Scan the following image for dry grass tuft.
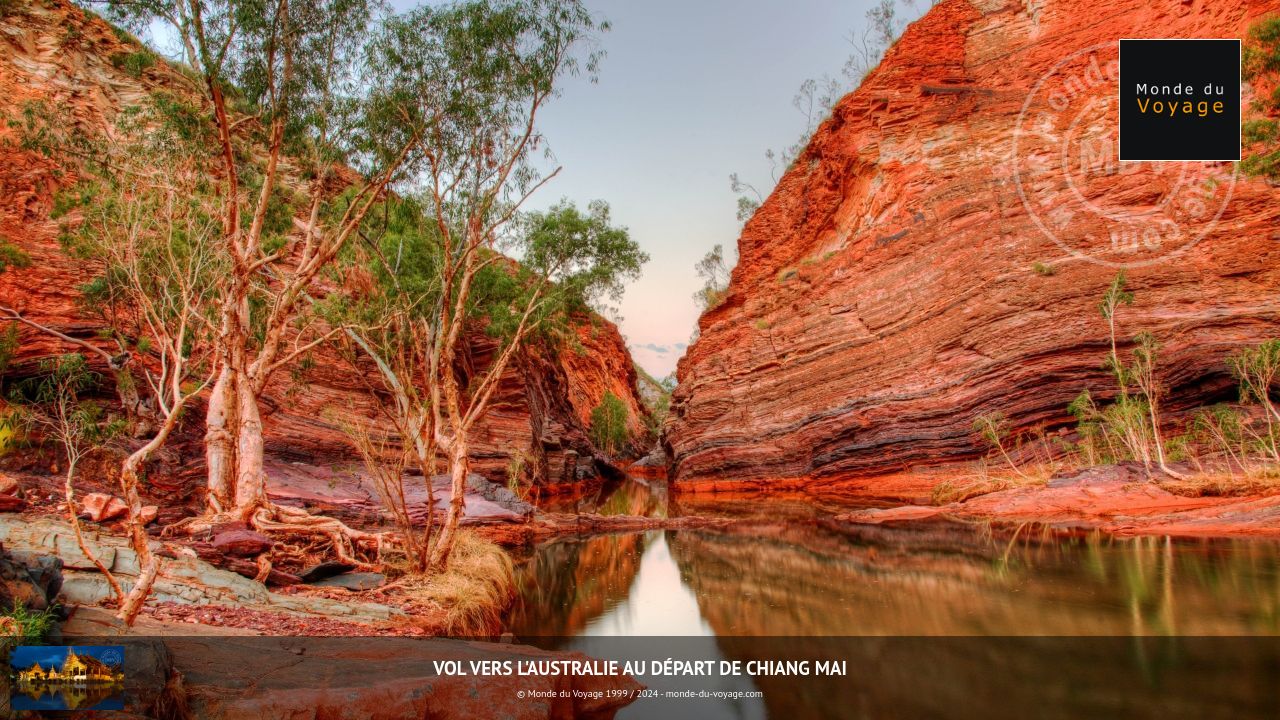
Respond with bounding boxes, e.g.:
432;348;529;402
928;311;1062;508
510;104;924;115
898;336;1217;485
931;462;1057;505
390;531;515;636
1159;465;1280;498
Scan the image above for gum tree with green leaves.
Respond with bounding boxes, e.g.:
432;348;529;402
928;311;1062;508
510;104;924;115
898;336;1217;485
1070;273;1183;479
93;0;445;552
8;100;224;623
590;391;629;456
345;194;645;571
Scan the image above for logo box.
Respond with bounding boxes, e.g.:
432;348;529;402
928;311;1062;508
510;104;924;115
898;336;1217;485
1118;38;1241;161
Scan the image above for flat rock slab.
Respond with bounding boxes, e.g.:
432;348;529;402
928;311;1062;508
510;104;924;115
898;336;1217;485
265;459;533;525
310;572;385;591
0;516;403;624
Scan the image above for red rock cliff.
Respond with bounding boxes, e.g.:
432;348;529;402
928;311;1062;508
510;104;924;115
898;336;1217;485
668;0;1280;487
0;0;648;490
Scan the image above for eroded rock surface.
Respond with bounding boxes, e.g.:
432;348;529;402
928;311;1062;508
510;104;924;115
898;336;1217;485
667;0;1280;486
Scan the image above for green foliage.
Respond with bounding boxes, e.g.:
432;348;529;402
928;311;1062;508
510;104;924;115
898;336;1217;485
590;391;629;456
634;365;673;438
1031;261;1056;277
1098;271;1134;322
1227;339;1280;461
0;323;18;377
0;238;31;273
1191;404;1248;461
1243;16;1280;180
1243;16;1280;79
10;354;97;405
973;412;1011;448
1;601;58;643
519;200;646;322
1228;339;1280;405
109;50;156;78
149;93;217;149
693;244;731;312
8;354;126;451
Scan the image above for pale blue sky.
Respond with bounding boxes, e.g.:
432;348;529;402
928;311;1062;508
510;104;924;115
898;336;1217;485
504;0;890;377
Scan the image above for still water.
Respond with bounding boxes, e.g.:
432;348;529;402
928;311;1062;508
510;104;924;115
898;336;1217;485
511;477;1280;637
507;477;1280;719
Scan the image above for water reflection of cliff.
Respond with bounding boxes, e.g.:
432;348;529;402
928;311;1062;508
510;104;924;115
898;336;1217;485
539;476;667;518
667;526;1280;719
508;532;650;638
666;524;1280;636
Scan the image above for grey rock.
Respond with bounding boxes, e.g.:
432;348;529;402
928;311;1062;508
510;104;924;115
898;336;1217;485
465;473;535;518
299;561;355;583
310;572;386;591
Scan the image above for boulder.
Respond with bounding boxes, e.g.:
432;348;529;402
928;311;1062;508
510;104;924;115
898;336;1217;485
0;474;20;495
136;505;159;525
81;492;128;522
0;494;25;512
0;544;62;612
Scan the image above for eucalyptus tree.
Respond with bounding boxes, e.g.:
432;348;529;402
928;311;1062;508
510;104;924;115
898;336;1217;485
64;111;227;623
335;0;635;569
347;197;645;571
97;0;427;541
94;0;630;572
10;95;227;623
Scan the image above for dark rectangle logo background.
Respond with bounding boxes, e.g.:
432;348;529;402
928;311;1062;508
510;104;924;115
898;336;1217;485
1119;38;1241;161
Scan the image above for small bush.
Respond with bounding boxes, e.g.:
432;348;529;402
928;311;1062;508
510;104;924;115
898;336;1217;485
0;239;31;273
109;50;155;79
590;391;629;455
1031;261;1056;276
0;601;58;642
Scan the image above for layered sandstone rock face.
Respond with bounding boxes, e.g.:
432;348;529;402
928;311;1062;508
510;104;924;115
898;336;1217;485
668;0;1280;486
0;1;647;491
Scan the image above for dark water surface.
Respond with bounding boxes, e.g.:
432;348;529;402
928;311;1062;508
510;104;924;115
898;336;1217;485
506;477;1280;718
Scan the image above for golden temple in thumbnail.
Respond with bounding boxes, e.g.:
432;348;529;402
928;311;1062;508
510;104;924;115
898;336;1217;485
16;649;123;685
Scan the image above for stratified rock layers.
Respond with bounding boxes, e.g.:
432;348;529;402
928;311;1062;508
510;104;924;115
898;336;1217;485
668;0;1280;486
0;1;647;488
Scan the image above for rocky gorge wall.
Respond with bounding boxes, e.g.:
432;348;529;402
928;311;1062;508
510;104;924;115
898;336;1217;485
0;0;648;494
667;0;1280;487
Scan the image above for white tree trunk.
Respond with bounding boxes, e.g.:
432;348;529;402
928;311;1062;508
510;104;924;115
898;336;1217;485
233;376;267;519
430;438;469;571
204;368;236;513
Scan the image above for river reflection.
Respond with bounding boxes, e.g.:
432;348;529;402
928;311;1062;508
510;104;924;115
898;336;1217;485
508;479;1280;718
